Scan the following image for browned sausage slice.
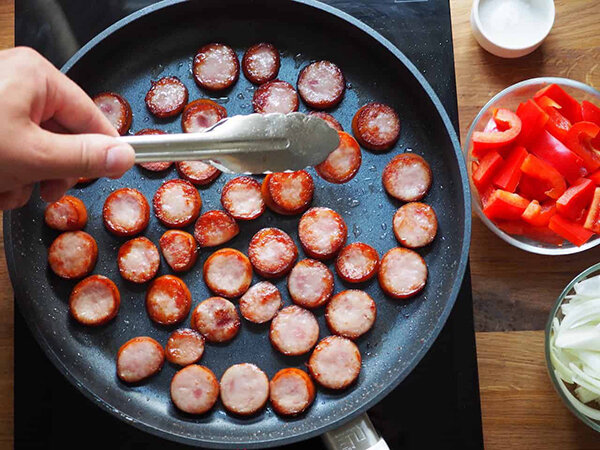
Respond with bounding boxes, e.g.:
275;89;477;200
48;231;97;279
176;161;221;186
393;202;438;248
44;195;87;231
297;60;345;109
181;99;227;134
165;328;205;366
262;170;314;215
248;228;297;278
159;230;198;272
382;153;432;202
335;242;379;283
287;259;334;308
191;297;240;343
239;281;282;324
352;102;401;151
203;249;252;298
146;275;192;325
220;363;269;416
145;76;188;118
135;129;173;172
69;275;120;326
117;237;160;283
170;365;219;414
193;210;239;247
193;43;239;91
93;92;132;135
308;336;361;389
117;336;164;383
308;111;343;131
378;247;428;299
326;290;376;339
252;80;299;114
242;43;280;85
316;131;362;184
269;305;319;356
298;207;347;260
221;176;265;220
103;188;150;236
269;368;315;416
153;179;202;228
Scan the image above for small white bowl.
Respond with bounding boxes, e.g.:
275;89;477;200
471;0;555;58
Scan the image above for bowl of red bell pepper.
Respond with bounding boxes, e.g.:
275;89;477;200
466;77;600;254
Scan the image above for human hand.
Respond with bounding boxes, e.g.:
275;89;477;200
0;47;134;209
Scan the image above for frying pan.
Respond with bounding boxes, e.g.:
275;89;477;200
3;0;471;447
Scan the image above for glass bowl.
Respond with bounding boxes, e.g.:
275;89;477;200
545;262;600;431
464;77;600;255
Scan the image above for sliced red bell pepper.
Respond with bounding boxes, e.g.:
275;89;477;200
479;184;496;209
496;220;564;245
516;100;548;146
520;154;567;200
521;200;556;227
472;108;522;157
534;84;583;124
548;214;594;246
588;170;600;186
556;178;595;221
584;187;600;233
582;100;600;149
492;146;527;192
564;121;600;172
517;173;551;202
472;150;503;190
528;129;588;183
482;189;529;221
535;95;571;142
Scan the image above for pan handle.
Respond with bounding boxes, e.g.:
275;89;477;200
322;413;390;450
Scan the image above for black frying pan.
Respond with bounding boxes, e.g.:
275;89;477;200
3;0;471;447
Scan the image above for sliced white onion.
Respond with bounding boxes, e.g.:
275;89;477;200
575;386;600;404
556;373;600;421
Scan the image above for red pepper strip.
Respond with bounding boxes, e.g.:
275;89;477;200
582;100;600;149
584;187;600;233
549;214;594;246
479;184;496;209
496;220;564;245
492;146;528;192
522;200;556;227
528;129;588;184
520;154;567;200
472;108;522;156
588;170;600;185
473;150;503;190
482;189;530;221
535;95;572;142
564;121;600;172
517;173;551;202
516;100;549;146
534;84;583;123
556;178;595;221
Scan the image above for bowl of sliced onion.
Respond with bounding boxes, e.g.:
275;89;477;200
546;262;600;429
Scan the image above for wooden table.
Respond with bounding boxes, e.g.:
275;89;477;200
0;0;600;448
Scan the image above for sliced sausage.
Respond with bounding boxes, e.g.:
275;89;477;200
176;161;221;186
170;365;219;414
270;368;315;416
117;237;160;283
116;336;164;383
242;43;280;85
203;248;252;298
297;60;345;110
239;281;282;324
298;207;347;260
181;98;227;134
159;230;198;272
48;231;97;279
308;111;343;131
135;129;173;172
316;131;362;184
248;228;297;278
153;179;202;228
221;176;265;220
166;328;205;366
44;195;87;231
325;290;376;339
335;242;379;283
145;76;188;118
262;170;314;215
252;80;299;114
191;297;240;343
193;210;239;247
69;275;120;326
352;102;401;151
193;43;239;91
393;202;438;248
103;188;150;237
146;275;192;325
308;336;361;390
287;259;334;309
269;305;319;356
220;363;269;416
382;153;432;202
93;92;132;135
378;247;428;299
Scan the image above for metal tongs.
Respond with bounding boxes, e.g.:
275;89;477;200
117;112;340;174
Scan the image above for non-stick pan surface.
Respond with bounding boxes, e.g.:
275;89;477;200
4;0;470;447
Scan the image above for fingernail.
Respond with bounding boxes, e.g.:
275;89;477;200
105;144;134;174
